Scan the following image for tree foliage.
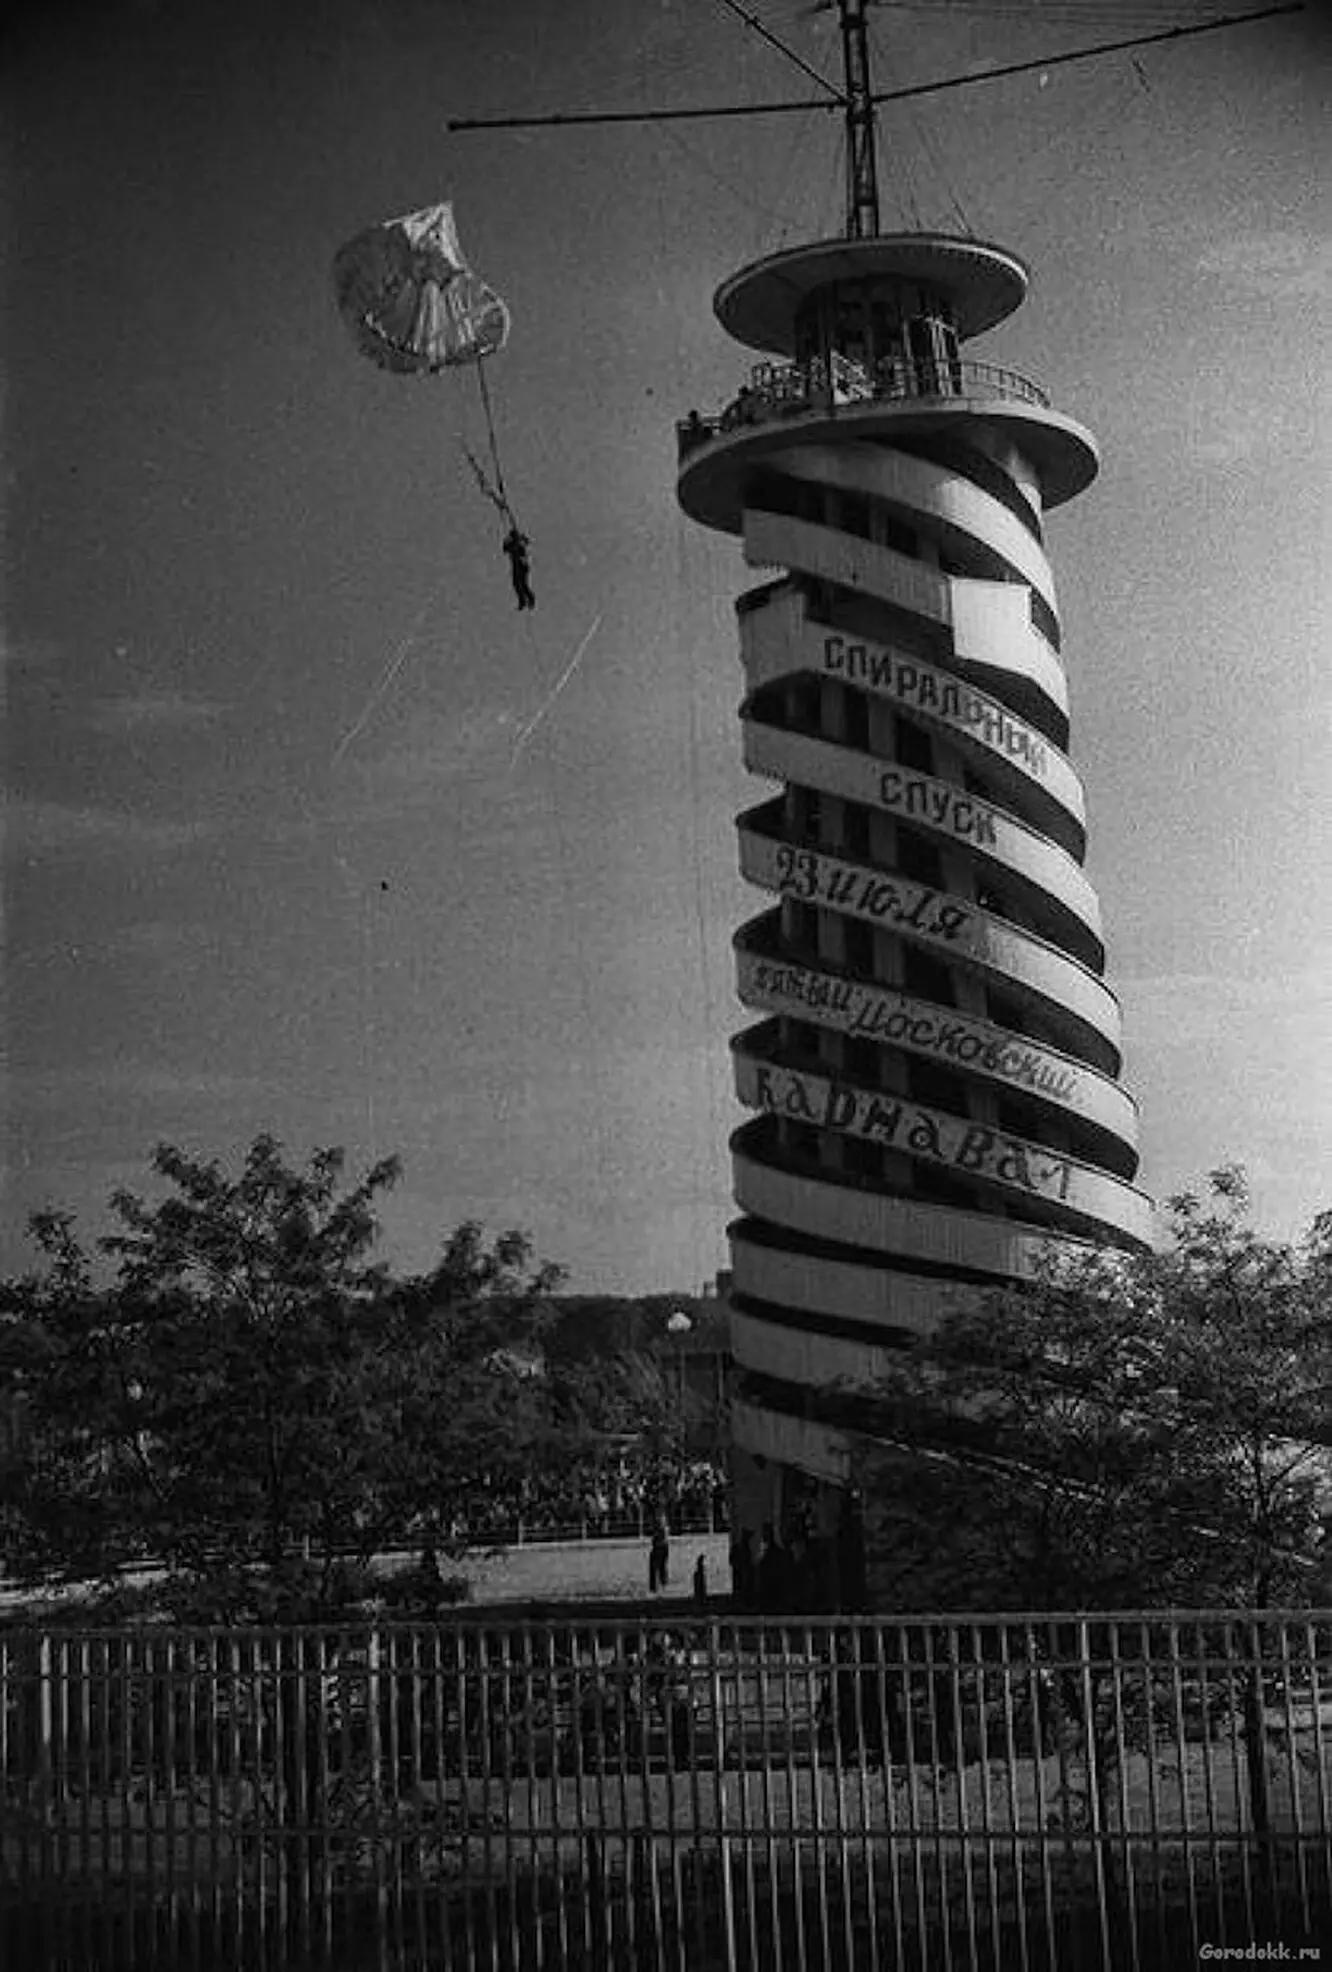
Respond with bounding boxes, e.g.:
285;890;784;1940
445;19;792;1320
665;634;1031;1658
0;1138;569;1620
848;1169;1332;1616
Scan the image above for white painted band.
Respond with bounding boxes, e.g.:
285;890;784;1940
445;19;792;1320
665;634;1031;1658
732;1050;1152;1241
730;1232;980;1337
730;1306;918;1394
733;1147;1087;1279
740;827;1122;1054
731;1396;854;1485
734;945;1138;1144
742;717;1101;950
759;439;1059;617
743;509;1068;727
739;590;1085;843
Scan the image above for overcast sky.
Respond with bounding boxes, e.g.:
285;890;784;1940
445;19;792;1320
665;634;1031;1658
4;0;1328;1292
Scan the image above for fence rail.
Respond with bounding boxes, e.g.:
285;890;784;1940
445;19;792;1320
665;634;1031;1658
3;1610;1330;1969
677;356;1052;459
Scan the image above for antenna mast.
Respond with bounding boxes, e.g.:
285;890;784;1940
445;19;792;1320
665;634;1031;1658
840;0;879;239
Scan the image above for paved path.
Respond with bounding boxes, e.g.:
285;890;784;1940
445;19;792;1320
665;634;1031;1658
455;1531;732;1606
0;1534;734;1616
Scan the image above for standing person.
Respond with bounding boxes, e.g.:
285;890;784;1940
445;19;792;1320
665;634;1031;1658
649;1518;670;1594
758;1523;788;1615
692;1553;708;1608
730;1527;756;1609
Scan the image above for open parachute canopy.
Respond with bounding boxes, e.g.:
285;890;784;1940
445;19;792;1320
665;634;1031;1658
333;202;509;375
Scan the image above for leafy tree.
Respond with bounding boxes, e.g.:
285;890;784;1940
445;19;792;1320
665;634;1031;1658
0;1141;575;1621
541;1294;731;1471
372;1220;567;1576
848;1169;1331;1616
0;1209;140;1585
842;1169;1331;1884
1;1138;403;1615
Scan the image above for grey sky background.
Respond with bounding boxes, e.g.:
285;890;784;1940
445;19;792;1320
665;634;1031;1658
5;0;1328;1289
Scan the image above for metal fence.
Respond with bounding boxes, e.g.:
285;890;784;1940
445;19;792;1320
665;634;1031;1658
3;1611;1329;1970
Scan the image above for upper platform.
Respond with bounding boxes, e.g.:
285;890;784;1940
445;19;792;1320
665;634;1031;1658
715;234;1030;355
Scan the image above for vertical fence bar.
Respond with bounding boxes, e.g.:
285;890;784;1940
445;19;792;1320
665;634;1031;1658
948;1622;979;1971
1106;1620;1141;1972
683;1624;707;1972
119;1630;137;1962
896;1622;927;1960
1304;1618;1331;1920
74;1635;94;1962
37;1631;54;1904
159;1631;178;1965
923;1624;956;1972
1167;1617;1203;1957
875;1621;907;1972
821;1620;849;1971
712;1620;740;1972
566;1624;591;1966
1138;1619;1169;1972
52;1634;69;1904
994;1623;1030;1972
1218;1620;1254;1943
1076;1616;1112;1972
854;1617;875;1969
966;1622;997;1965
181;1632;199;1963
752;1621;781;1972
1024;1618;1056;1967
202;1634;218;1960
1282;1615;1306;1924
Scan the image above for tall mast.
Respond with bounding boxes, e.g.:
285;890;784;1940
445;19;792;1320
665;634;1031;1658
840;0;880;239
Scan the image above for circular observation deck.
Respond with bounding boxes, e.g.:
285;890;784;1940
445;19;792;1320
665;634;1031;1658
714;234;1031;355
677;367;1100;525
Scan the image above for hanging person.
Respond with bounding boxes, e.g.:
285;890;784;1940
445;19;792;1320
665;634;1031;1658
502;523;535;611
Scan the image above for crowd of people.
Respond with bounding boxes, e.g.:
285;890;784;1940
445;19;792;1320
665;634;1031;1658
434;1457;728;1550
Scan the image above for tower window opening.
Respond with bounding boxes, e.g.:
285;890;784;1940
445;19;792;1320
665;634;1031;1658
901;944;956;1008
976;882;1010;919
908;1058;971;1118
788;678;821;728
800;576;833;623
881;510;917;559
895;716;933;774
750;471;820;524
913;1165;980;1211
789;1018;821;1063
897;826;944;889
997;1095;1063;1148
783;1120;822;1167
844;1035;880;1084
781;898;817;954
843;919;876;976
986;987;1035;1040
792;786;822;844
841;493;871;540
841;804;870;859
843;1136;883;1182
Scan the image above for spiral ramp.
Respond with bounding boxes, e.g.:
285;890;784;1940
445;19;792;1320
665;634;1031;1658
676;236;1148;1570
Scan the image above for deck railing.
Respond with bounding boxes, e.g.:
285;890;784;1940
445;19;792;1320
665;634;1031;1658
678;357;1052;459
3;1610;1329;1969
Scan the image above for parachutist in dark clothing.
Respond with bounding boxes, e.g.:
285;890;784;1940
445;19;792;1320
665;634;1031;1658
502;526;535;610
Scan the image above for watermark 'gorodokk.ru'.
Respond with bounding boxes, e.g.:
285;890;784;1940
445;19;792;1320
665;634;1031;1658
1200;1946;1321;1963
